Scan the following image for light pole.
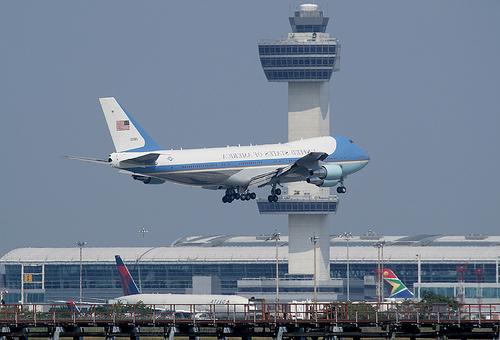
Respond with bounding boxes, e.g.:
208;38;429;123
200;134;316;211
0;290;8;304
136;227;150;292
266;231;281;303
310;235;319;304
136;246;159;293
339;232;353;301
373;241;385;303
496;256;499;284
138;227;149;240
76;241;87;303
416;254;421;300
381;241;385;300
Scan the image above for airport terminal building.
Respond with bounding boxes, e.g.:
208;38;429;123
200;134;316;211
1;233;499;304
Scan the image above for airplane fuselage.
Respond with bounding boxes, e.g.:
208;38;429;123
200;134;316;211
109;293;250;313
111;136;369;190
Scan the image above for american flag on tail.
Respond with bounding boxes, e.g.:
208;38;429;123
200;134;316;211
116;120;130;131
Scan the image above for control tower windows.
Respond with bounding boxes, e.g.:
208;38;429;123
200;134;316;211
294;24;327;33
258;44;336;55
263;69;333;81
260;57;336;68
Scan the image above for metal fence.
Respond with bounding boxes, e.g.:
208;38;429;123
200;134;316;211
0;302;499;327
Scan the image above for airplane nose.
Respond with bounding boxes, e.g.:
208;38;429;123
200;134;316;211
353;143;369;172
354;143;370;162
339;142;369;175
360;146;370;162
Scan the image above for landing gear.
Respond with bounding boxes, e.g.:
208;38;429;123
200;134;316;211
267;194;279;203
336;178;347;194
267;185;281;202
222;194;235;203
240;192;256;201
222;188;256;203
222;189;235;203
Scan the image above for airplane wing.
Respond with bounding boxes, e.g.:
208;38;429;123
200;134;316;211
249;152;329;188
118;170;165;184
64;156;109;164
247;168;283;188
120;153;160;166
66;153;160;166
52;299;107;305
294;152;329;167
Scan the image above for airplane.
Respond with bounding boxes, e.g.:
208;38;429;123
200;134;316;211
67;97;369;203
382;268;415;300
110;255;250;313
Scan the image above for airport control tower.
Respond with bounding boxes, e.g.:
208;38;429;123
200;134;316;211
257;4;340;280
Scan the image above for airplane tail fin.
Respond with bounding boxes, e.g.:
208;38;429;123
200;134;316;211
99;97;161;153
115;255;141;296
65;300;81;314
383;268;415;299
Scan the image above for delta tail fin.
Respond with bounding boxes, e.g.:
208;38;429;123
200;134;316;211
383;268;415;299
99;97;160;153
115;255;141;296
65;300;81;314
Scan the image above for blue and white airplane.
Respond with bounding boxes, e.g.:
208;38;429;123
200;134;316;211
68;98;369;203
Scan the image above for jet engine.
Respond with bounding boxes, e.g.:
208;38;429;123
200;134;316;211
306;177;339;187
309;164;343;180
132;175;165;185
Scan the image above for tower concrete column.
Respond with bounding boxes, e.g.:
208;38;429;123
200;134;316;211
288;81;330;198
288;214;330;280
257;3;341;281
288;82;330;141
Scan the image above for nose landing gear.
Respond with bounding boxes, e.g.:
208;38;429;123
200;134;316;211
336;186;346;193
336;179;347;193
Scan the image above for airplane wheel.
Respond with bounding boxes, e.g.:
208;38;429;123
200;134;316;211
250;192;256;200
337;186;347;194
274;188;281;195
240;193;247;200
235;193;241;200
246;194;252;201
222;196;228;203
268;195;274;203
273;195;279;202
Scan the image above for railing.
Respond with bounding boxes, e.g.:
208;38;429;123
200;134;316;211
0;302;499;327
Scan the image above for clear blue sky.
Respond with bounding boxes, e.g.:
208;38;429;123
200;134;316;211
1;1;499;254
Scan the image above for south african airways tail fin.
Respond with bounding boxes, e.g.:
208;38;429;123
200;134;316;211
115;255;141;296
383;268;415;299
100;97;161;153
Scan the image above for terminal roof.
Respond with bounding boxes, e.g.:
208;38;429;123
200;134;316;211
1;234;499;264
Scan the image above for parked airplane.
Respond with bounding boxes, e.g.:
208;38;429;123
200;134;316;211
383;268;415;300
67;97;369;203
110;255;250;312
